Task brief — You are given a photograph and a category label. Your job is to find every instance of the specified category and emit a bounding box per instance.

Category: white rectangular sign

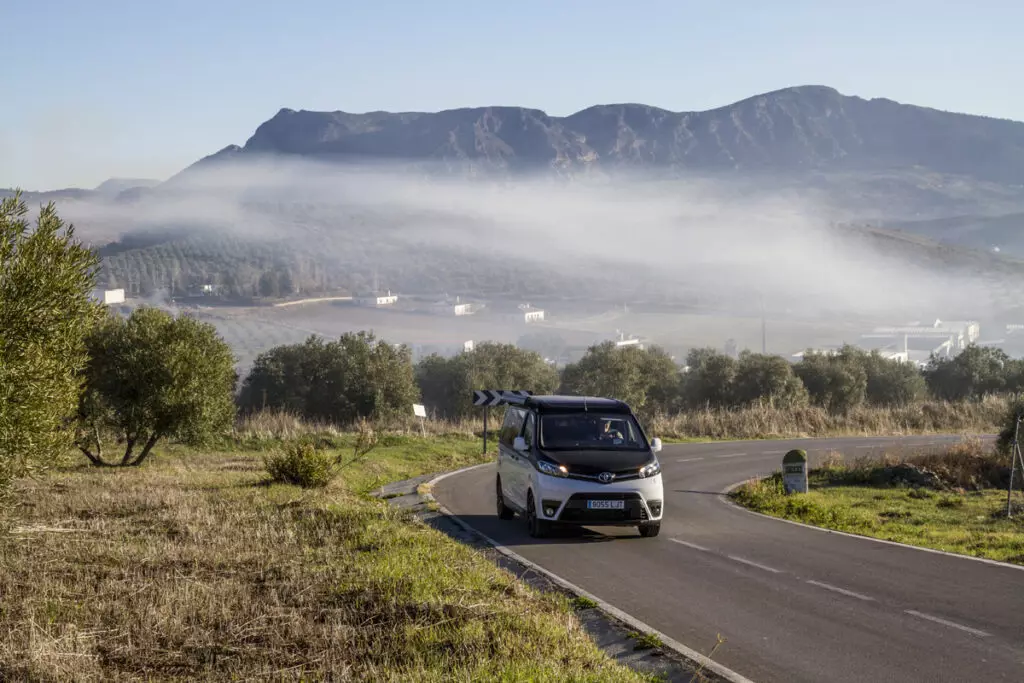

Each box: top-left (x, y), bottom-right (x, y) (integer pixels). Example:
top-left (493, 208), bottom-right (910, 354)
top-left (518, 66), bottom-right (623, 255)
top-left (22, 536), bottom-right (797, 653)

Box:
top-left (412, 403), bottom-right (427, 418)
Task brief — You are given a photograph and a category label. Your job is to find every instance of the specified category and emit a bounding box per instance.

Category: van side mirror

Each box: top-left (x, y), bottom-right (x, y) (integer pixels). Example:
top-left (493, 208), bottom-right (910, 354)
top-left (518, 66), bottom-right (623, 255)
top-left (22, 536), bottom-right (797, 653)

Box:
top-left (651, 437), bottom-right (662, 453)
top-left (513, 436), bottom-right (528, 452)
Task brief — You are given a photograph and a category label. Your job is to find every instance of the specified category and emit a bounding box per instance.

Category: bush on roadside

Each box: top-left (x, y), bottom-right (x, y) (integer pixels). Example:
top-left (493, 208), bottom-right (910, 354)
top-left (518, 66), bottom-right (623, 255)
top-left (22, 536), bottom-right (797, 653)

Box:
top-left (264, 439), bottom-right (341, 488)
top-left (264, 421), bottom-right (379, 488)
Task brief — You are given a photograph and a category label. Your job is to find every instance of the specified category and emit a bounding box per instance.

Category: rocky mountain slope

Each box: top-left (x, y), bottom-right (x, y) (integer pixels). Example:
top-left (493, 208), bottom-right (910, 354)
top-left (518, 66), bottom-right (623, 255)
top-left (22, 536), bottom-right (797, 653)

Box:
top-left (221, 85), bottom-right (1024, 184)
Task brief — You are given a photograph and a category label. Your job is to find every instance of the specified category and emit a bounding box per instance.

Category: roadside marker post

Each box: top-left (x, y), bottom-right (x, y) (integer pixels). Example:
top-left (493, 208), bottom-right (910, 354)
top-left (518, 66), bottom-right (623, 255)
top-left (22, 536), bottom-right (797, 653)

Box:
top-left (472, 390), bottom-right (533, 454)
top-left (782, 449), bottom-right (809, 494)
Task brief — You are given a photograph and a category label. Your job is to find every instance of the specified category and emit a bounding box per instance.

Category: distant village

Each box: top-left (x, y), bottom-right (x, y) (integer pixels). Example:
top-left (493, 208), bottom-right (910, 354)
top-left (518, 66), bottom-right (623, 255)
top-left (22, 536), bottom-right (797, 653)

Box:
top-left (90, 284), bottom-right (1024, 370)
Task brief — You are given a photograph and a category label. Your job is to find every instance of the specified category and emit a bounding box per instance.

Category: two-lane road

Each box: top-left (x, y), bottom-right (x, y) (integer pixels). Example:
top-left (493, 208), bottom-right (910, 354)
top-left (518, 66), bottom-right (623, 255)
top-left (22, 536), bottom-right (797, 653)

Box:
top-left (434, 435), bottom-right (1024, 683)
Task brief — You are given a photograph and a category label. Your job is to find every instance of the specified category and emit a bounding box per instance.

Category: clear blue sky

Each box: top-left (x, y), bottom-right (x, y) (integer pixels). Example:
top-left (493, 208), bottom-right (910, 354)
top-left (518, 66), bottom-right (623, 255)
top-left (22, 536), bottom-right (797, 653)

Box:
top-left (3, 0), bottom-right (1022, 190)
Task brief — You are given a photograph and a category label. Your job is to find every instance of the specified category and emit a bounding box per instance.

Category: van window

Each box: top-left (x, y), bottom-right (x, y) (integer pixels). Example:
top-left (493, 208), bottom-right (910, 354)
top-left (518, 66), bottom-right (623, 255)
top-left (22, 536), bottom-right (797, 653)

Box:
top-left (522, 412), bottom-right (535, 448)
top-left (539, 412), bottom-right (648, 450)
top-left (499, 408), bottom-right (526, 446)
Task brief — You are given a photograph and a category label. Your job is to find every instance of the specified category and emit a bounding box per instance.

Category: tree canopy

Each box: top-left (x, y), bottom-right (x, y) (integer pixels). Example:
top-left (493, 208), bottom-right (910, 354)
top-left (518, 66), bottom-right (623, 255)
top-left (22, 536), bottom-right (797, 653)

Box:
top-left (1, 194), bottom-right (100, 495)
top-left (76, 307), bottom-right (238, 466)
top-left (238, 332), bottom-right (420, 425)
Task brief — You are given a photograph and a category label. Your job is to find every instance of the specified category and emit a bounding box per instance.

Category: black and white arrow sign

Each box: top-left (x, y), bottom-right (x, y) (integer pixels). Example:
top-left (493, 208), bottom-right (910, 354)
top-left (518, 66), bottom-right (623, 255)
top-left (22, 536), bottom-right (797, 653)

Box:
top-left (472, 389), bottom-right (533, 406)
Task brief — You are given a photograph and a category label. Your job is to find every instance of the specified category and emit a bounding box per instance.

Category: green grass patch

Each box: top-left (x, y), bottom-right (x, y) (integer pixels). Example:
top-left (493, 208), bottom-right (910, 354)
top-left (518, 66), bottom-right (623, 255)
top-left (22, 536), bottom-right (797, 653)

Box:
top-left (571, 596), bottom-right (599, 610)
top-left (1, 443), bottom-right (648, 682)
top-left (732, 472), bottom-right (1024, 565)
top-left (630, 631), bottom-right (664, 651)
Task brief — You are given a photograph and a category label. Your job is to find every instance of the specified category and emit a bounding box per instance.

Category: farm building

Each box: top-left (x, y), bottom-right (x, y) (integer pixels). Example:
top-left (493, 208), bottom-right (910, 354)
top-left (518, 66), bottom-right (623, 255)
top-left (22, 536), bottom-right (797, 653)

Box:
top-left (355, 290), bottom-right (399, 307)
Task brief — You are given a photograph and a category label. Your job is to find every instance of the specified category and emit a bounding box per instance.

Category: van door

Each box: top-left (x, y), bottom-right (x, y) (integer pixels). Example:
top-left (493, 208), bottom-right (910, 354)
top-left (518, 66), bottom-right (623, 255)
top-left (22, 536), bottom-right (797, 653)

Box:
top-left (519, 411), bottom-right (538, 498)
top-left (497, 407), bottom-right (527, 508)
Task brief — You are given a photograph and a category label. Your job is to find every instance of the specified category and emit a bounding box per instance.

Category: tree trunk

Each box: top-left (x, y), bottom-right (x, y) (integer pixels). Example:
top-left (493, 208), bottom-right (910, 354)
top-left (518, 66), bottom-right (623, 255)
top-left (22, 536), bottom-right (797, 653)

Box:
top-left (129, 433), bottom-right (162, 467)
top-left (77, 446), bottom-right (112, 467)
top-left (120, 437), bottom-right (137, 466)
top-left (78, 425), bottom-right (112, 466)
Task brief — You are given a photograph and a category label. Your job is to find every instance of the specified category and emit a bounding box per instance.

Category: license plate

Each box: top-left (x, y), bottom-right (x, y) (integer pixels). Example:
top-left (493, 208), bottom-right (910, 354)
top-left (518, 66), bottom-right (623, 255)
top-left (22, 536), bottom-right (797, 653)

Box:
top-left (587, 500), bottom-right (625, 510)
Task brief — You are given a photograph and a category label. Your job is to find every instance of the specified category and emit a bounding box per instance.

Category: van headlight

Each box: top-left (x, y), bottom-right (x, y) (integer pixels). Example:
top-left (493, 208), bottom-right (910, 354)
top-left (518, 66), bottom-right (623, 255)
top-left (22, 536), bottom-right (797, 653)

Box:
top-left (638, 459), bottom-right (661, 479)
top-left (537, 460), bottom-right (569, 478)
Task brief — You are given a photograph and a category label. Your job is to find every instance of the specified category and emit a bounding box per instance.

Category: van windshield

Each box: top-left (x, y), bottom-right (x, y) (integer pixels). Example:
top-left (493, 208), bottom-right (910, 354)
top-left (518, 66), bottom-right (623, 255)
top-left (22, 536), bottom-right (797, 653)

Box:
top-left (539, 413), bottom-right (648, 450)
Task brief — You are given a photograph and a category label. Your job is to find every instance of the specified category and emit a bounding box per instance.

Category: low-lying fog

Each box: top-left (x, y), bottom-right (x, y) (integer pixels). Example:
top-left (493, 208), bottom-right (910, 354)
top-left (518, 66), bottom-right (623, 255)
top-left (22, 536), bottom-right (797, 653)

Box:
top-left (51, 155), bottom-right (1017, 323)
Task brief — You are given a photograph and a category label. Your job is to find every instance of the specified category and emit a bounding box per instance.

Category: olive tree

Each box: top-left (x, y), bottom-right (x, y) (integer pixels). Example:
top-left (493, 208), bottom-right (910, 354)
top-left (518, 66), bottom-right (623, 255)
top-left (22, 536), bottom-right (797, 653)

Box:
top-left (1, 194), bottom-right (101, 497)
top-left (76, 306), bottom-right (238, 466)
top-left (416, 342), bottom-right (560, 420)
top-left (731, 351), bottom-right (808, 407)
top-left (238, 332), bottom-right (419, 425)
top-left (560, 341), bottom-right (682, 417)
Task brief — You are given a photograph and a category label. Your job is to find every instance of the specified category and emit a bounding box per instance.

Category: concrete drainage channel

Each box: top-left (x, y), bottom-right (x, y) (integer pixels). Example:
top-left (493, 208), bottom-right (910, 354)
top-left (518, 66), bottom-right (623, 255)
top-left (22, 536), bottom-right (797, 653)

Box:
top-left (373, 466), bottom-right (753, 683)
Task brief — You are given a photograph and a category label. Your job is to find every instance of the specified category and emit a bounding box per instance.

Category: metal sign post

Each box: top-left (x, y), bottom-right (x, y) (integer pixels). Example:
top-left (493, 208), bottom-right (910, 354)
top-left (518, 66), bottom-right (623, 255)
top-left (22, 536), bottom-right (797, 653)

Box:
top-left (1008, 414), bottom-right (1024, 518)
top-left (472, 390), bottom-right (533, 455)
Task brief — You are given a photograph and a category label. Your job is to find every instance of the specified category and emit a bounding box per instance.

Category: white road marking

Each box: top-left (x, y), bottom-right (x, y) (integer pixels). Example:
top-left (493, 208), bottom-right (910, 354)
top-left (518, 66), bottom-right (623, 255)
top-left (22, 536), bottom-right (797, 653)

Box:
top-left (676, 457), bottom-right (705, 463)
top-left (718, 453), bottom-right (746, 458)
top-left (727, 555), bottom-right (783, 574)
top-left (806, 580), bottom-right (875, 601)
top-left (669, 539), bottom-right (710, 552)
top-left (763, 450), bottom-right (785, 455)
top-left (904, 610), bottom-right (991, 637)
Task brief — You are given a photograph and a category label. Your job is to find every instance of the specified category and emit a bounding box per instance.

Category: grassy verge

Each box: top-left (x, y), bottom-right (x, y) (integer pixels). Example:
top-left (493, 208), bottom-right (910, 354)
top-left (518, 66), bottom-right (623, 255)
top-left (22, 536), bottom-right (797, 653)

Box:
top-left (1, 442), bottom-right (651, 681)
top-left (731, 441), bottom-right (1024, 565)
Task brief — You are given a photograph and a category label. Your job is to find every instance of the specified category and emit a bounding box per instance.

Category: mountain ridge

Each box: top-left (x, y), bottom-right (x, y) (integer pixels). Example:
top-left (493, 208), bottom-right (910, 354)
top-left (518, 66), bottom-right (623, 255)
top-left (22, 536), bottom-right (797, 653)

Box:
top-left (186, 84), bottom-right (1024, 188)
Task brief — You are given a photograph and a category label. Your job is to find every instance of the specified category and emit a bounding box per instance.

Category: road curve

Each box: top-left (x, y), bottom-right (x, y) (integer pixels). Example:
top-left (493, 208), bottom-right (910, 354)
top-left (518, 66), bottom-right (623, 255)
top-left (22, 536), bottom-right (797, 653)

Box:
top-left (433, 435), bottom-right (1024, 683)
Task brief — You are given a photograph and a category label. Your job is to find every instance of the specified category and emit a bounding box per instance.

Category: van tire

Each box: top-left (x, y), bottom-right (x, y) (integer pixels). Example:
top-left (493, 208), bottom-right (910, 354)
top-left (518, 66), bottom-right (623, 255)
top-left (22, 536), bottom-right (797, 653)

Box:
top-left (496, 477), bottom-right (515, 520)
top-left (526, 491), bottom-right (549, 538)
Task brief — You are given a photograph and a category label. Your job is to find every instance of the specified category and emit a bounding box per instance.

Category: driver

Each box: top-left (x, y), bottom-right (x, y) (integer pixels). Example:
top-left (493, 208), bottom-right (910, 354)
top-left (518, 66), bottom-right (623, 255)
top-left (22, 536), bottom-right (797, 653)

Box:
top-left (600, 419), bottom-right (624, 442)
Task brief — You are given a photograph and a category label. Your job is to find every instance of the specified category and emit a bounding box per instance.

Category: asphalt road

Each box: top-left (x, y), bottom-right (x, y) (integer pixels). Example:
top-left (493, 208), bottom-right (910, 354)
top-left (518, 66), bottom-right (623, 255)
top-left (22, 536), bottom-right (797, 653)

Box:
top-left (433, 435), bottom-right (1024, 683)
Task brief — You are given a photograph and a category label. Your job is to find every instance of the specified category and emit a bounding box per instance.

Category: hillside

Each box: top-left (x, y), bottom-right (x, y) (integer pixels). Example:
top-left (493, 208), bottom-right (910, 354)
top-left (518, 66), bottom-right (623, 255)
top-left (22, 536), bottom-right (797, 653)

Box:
top-left (879, 212), bottom-right (1024, 256)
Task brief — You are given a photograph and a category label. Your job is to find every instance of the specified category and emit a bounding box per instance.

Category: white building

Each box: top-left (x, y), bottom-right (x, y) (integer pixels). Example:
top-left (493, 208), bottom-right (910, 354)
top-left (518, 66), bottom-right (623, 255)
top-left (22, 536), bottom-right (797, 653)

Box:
top-left (524, 309), bottom-right (545, 323)
top-left (91, 288), bottom-right (125, 306)
top-left (355, 290), bottom-right (398, 307)
top-left (519, 303), bottom-right (545, 323)
top-left (612, 330), bottom-right (645, 350)
top-left (859, 319), bottom-right (980, 358)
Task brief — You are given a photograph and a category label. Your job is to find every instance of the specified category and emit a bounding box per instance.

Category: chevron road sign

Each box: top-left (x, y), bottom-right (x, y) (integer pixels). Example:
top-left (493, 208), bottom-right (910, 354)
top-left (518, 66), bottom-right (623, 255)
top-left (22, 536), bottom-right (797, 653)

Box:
top-left (472, 389), bottom-right (533, 407)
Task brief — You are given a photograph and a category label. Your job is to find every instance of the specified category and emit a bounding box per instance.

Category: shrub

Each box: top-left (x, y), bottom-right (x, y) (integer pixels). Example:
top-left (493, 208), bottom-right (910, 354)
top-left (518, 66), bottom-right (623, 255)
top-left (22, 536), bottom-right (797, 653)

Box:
top-left (264, 440), bottom-right (341, 488)
top-left (264, 421), bottom-right (379, 488)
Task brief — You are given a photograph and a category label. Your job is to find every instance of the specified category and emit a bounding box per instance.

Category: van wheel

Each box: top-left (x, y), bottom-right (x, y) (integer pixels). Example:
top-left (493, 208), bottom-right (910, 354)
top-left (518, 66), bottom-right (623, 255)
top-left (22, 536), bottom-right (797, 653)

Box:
top-left (638, 522), bottom-right (661, 538)
top-left (526, 492), bottom-right (549, 538)
top-left (496, 477), bottom-right (515, 520)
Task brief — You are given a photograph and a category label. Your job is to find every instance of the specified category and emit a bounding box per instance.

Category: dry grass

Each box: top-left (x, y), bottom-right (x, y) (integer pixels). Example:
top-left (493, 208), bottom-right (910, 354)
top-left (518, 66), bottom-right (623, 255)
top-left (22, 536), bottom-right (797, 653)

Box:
top-left (649, 397), bottom-right (1008, 441)
top-left (0, 449), bottom-right (649, 682)
top-left (233, 410), bottom-right (482, 445)
top-left (233, 397), bottom-right (1008, 449)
